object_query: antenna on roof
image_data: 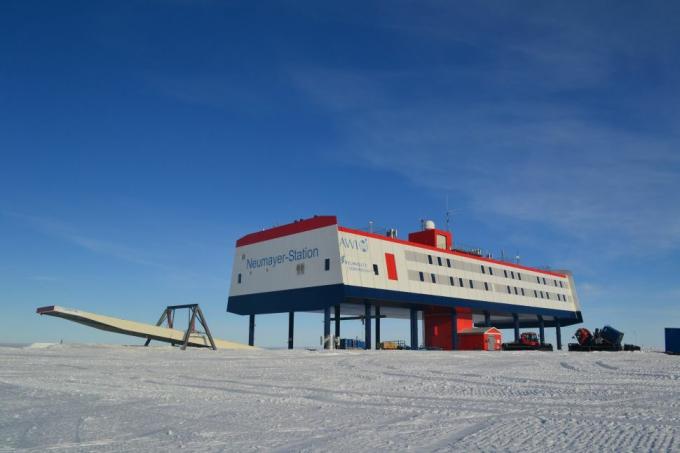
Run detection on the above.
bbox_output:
[445,194,451,233]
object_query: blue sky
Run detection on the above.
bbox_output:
[1,1,679,348]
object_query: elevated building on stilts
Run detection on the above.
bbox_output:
[227,216,582,350]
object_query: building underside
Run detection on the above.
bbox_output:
[227,285,581,350]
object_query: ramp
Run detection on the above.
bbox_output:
[36,305,254,350]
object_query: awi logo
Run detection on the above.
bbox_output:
[340,237,368,252]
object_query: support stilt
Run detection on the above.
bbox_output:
[410,308,419,350]
[334,305,341,339]
[375,305,381,349]
[451,310,458,350]
[364,301,371,350]
[323,306,331,349]
[248,314,255,347]
[288,311,294,350]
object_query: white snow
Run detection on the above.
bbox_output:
[1,345,679,452]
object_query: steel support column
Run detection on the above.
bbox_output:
[451,310,459,350]
[288,311,294,350]
[513,313,520,342]
[323,306,331,349]
[555,318,562,350]
[375,305,381,349]
[410,308,419,350]
[364,301,371,350]
[248,314,255,346]
[484,311,491,327]
[334,305,341,339]
[538,315,545,345]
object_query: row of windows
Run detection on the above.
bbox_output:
[405,250,566,288]
[407,269,570,303]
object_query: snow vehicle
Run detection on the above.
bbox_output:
[502,332,553,351]
[568,325,640,351]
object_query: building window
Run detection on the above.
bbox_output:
[559,281,563,288]
[504,270,508,278]
[324,258,330,271]
[296,263,305,275]
[437,256,442,266]
[543,277,547,284]
[373,264,379,276]
[484,282,489,291]
[489,267,493,275]
[507,285,511,294]
[428,255,433,265]
[237,273,242,284]
[517,273,522,281]
[431,273,436,283]
[481,265,486,274]
[536,276,541,284]
[514,287,518,295]
[540,291,544,298]
[534,290,538,297]
[450,276,454,286]
[459,277,464,287]
[546,292,550,300]
[521,288,525,296]
[511,271,515,279]
[446,258,451,268]
[469,279,474,289]
[419,271,424,282]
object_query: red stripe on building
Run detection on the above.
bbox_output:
[385,253,398,280]
[236,216,338,247]
[338,226,566,278]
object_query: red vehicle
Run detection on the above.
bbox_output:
[502,332,553,351]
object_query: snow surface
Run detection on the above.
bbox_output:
[1,344,679,452]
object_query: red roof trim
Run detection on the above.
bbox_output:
[338,226,566,278]
[236,216,338,247]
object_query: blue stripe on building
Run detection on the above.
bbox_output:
[227,284,582,327]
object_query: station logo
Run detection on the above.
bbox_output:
[339,237,368,252]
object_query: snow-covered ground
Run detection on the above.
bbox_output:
[1,345,678,452]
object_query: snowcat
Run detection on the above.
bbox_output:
[501,332,553,351]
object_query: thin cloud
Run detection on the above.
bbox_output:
[288,3,680,256]
[3,211,163,268]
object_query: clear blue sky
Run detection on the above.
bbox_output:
[2,2,679,348]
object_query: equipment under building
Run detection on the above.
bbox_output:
[502,331,553,351]
[227,215,583,350]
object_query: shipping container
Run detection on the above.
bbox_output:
[665,328,680,354]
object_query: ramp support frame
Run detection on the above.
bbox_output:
[144,304,217,350]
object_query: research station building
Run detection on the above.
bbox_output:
[227,215,582,350]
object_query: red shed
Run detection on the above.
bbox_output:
[458,327,502,351]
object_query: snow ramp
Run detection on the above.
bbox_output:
[36,305,254,350]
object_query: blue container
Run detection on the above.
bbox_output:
[601,325,624,346]
[666,328,680,354]
[338,338,366,349]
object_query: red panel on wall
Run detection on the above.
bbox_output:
[385,253,398,280]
